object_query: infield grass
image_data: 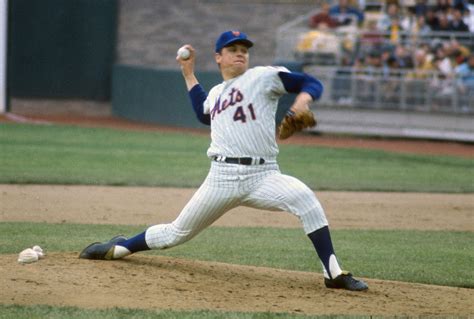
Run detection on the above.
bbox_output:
[1,222,472,288]
[1,123,473,192]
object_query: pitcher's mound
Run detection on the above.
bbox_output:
[1,253,473,316]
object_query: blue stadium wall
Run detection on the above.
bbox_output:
[8,0,117,100]
[111,64,297,128]
[112,65,219,128]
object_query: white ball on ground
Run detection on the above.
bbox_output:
[32,245,45,259]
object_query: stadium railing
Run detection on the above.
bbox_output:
[306,65,473,114]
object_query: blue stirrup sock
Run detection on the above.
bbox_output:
[119,231,150,253]
[307,226,342,279]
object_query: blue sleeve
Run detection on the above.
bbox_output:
[189,84,211,126]
[278,71,324,100]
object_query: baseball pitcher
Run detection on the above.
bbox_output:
[79,30,368,291]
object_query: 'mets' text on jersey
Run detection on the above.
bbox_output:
[204,66,289,160]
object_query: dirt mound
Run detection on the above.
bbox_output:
[1,253,472,316]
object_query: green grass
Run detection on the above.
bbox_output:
[1,123,473,192]
[1,222,472,288]
[281,145,474,192]
[0,123,209,187]
[0,304,374,319]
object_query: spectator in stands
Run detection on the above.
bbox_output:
[455,53,474,108]
[433,12,453,32]
[386,0,400,7]
[419,42,434,56]
[407,48,436,78]
[385,54,400,70]
[380,48,393,66]
[452,0,468,12]
[413,0,429,17]
[431,56,455,97]
[449,8,470,31]
[404,47,435,106]
[329,0,365,26]
[354,0,366,10]
[394,44,415,68]
[435,0,452,14]
[379,49,396,75]
[449,39,471,64]
[359,19,385,55]
[451,48,467,66]
[377,3,401,30]
[410,15,432,43]
[364,50,384,74]
[439,43,456,73]
[382,53,403,101]
[309,2,340,29]
[425,8,440,29]
[386,16,405,45]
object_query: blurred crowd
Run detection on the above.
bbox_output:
[302,0,474,108]
[309,0,473,33]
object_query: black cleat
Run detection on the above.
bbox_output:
[79,235,127,260]
[324,271,368,291]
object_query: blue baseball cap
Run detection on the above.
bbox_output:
[215,30,254,53]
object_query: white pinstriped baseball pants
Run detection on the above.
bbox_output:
[145,161,328,249]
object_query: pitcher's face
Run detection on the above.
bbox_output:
[216,43,249,79]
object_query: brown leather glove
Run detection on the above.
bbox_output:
[278,109,317,140]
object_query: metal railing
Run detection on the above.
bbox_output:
[304,65,474,114]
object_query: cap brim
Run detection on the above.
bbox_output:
[223,39,253,49]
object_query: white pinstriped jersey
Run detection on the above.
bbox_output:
[203,66,290,160]
[145,65,330,261]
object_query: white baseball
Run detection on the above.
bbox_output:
[32,245,45,259]
[177,47,190,60]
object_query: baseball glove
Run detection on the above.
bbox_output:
[278,109,317,139]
